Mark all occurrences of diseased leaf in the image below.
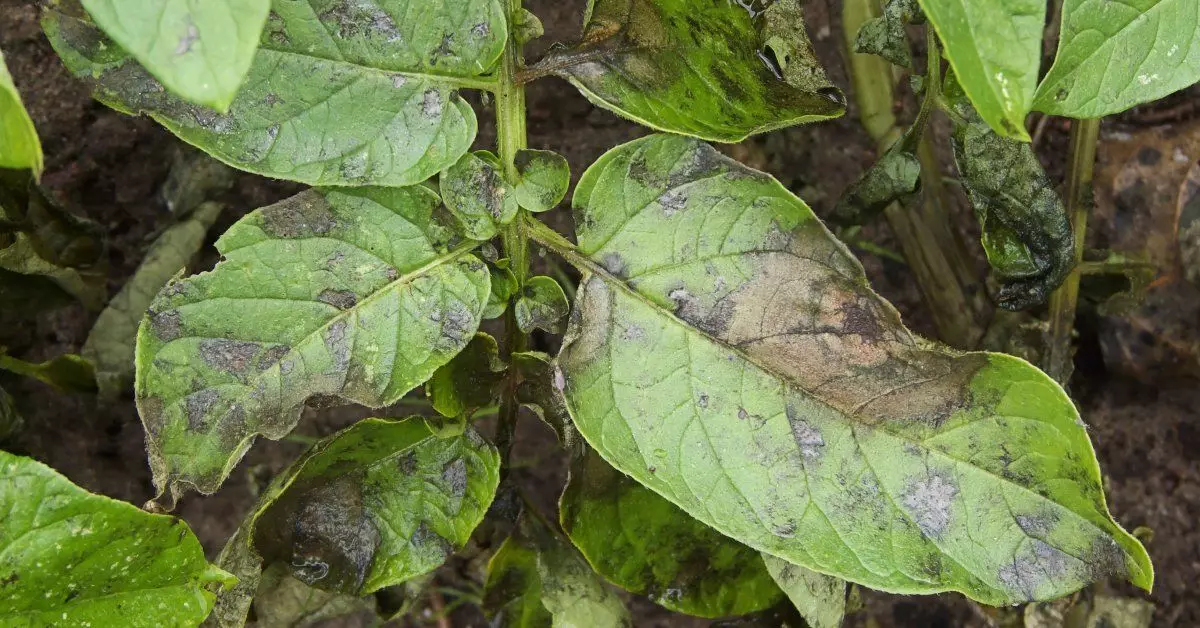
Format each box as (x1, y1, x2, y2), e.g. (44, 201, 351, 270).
(0, 385, 22, 443)
(0, 352, 96, 393)
(43, 0, 506, 186)
(555, 134, 1152, 606)
(534, 0, 843, 143)
(853, 0, 923, 68)
(1080, 252, 1156, 317)
(251, 563, 377, 628)
(210, 417, 499, 625)
(831, 138, 921, 225)
(0, 268, 73, 316)
(485, 514, 631, 628)
(512, 350, 577, 446)
(515, 275, 569, 334)
(486, 261, 520, 319)
(427, 332, 506, 418)
(160, 147, 236, 215)
(513, 8, 545, 46)
(918, 0, 1043, 139)
(1034, 0, 1200, 118)
(561, 446, 784, 618)
(946, 76, 1074, 310)
(441, 150, 518, 240)
(135, 187, 490, 504)
(84, 202, 223, 399)
(78, 0, 270, 111)
(0, 49, 42, 174)
(514, 149, 569, 213)
(0, 450, 234, 625)
(761, 555, 846, 628)
(1083, 595, 1154, 628)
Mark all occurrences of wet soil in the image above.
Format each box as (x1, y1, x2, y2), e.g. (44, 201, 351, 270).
(1, 0, 1196, 626)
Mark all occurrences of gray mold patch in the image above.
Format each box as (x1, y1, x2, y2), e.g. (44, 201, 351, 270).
(901, 471, 958, 538)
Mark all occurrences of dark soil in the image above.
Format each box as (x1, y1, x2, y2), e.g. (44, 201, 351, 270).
(1, 0, 1196, 626)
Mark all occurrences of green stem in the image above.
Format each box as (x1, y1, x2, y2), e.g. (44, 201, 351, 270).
(495, 0, 529, 470)
(1044, 117, 1101, 384)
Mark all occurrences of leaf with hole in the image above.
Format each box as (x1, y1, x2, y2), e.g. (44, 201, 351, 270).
(554, 133, 1152, 606)
(918, 0, 1043, 139)
(561, 446, 785, 618)
(515, 275, 569, 334)
(83, 201, 223, 399)
(0, 450, 234, 625)
(514, 149, 570, 213)
(43, 0, 506, 186)
(0, 49, 42, 174)
(946, 75, 1073, 310)
(78, 0, 270, 111)
(209, 417, 499, 625)
(1034, 0, 1200, 118)
(441, 150, 518, 240)
(534, 0, 844, 142)
(762, 555, 846, 628)
(427, 332, 507, 418)
(135, 186, 490, 505)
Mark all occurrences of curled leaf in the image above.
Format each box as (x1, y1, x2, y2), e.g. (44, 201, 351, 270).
(853, 0, 923, 68)
(512, 350, 577, 447)
(534, 0, 843, 142)
(515, 275, 570, 334)
(427, 332, 507, 419)
(554, 134, 1151, 606)
(832, 137, 922, 225)
(485, 261, 520, 320)
(135, 187, 489, 504)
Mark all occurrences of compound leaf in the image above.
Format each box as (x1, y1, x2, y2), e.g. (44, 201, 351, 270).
(556, 134, 1152, 606)
(561, 446, 784, 618)
(946, 76, 1073, 310)
(762, 555, 846, 628)
(918, 0, 1043, 139)
(135, 187, 490, 505)
(514, 149, 570, 213)
(535, 0, 843, 142)
(43, 0, 506, 186)
(1034, 0, 1200, 118)
(0, 450, 234, 625)
(78, 0, 270, 111)
(441, 150, 518, 241)
(427, 332, 507, 418)
(0, 49, 42, 174)
(210, 417, 499, 625)
(83, 201, 223, 399)
(515, 275, 569, 334)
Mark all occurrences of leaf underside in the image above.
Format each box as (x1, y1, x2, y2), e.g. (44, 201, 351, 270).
(135, 187, 489, 504)
(78, 0, 270, 110)
(0, 451, 233, 625)
(556, 134, 1152, 606)
(43, 0, 507, 186)
(762, 554, 847, 628)
(918, 0, 1044, 139)
(1034, 0, 1200, 118)
(542, 0, 844, 142)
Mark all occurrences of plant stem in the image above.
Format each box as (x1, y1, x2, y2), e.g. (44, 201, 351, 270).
(1044, 117, 1100, 384)
(495, 0, 529, 470)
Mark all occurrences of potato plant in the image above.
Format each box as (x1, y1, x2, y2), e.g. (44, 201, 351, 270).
(3, 0, 1197, 625)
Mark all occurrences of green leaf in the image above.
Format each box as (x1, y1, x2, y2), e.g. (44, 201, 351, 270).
(211, 417, 498, 625)
(83, 202, 223, 399)
(427, 332, 507, 418)
(160, 147, 236, 216)
(554, 134, 1152, 606)
(534, 0, 843, 143)
(135, 187, 490, 504)
(251, 563, 377, 628)
(0, 49, 42, 175)
(514, 149, 570, 213)
(918, 0, 1043, 139)
(853, 0, 923, 68)
(0, 385, 22, 443)
(511, 350, 577, 447)
(561, 446, 784, 618)
(761, 555, 846, 628)
(485, 514, 631, 628)
(485, 261, 520, 319)
(513, 8, 545, 46)
(0, 450, 234, 625)
(831, 138, 921, 225)
(515, 275, 569, 334)
(1034, 0, 1200, 118)
(946, 76, 1074, 310)
(0, 352, 96, 393)
(43, 0, 506, 186)
(78, 0, 270, 111)
(441, 150, 518, 240)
